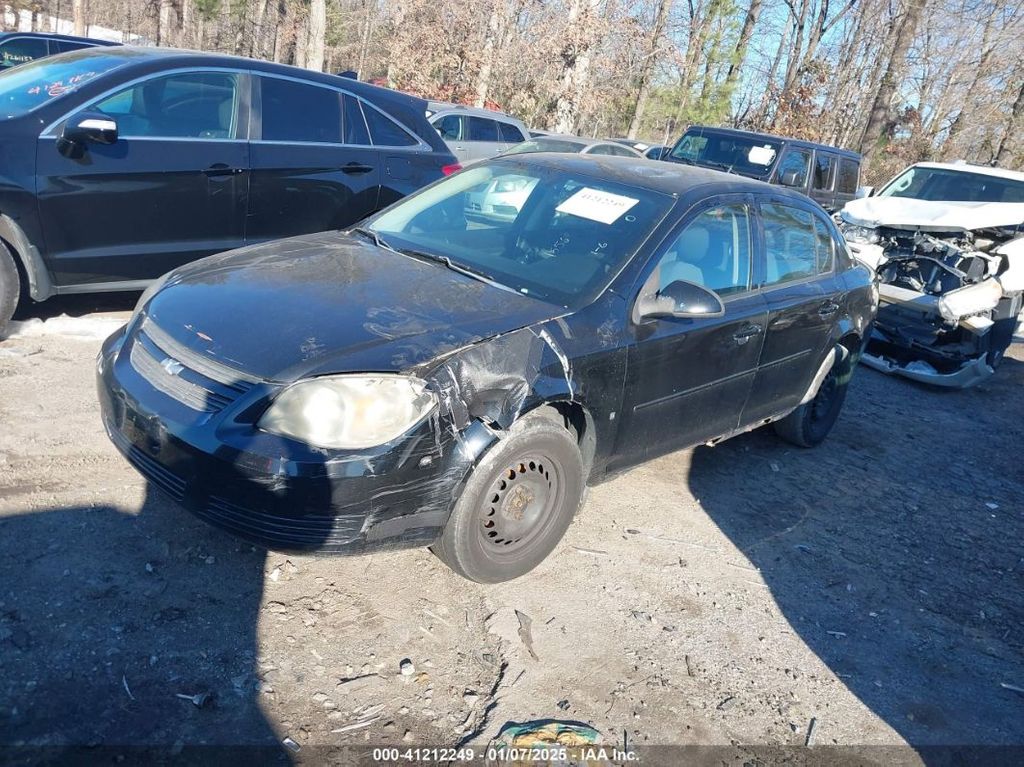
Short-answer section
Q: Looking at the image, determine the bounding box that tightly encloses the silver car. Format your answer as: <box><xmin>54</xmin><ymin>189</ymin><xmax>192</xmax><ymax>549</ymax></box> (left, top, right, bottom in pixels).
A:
<box><xmin>427</xmin><ymin>102</ymin><xmax>530</xmax><ymax>165</ymax></box>
<box><xmin>504</xmin><ymin>134</ymin><xmax>644</xmax><ymax>158</ymax></box>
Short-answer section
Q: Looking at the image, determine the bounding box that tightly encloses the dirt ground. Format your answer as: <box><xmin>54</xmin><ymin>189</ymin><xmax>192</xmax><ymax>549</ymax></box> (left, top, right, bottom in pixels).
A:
<box><xmin>0</xmin><ymin>299</ymin><xmax>1022</xmax><ymax>763</ymax></box>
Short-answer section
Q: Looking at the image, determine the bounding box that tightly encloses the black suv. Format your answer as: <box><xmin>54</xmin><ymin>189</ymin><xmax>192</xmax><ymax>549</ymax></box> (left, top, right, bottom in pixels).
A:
<box><xmin>666</xmin><ymin>126</ymin><xmax>862</xmax><ymax>212</ymax></box>
<box><xmin>0</xmin><ymin>32</ymin><xmax>118</xmax><ymax>70</ymax></box>
<box><xmin>0</xmin><ymin>47</ymin><xmax>458</xmax><ymax>335</ymax></box>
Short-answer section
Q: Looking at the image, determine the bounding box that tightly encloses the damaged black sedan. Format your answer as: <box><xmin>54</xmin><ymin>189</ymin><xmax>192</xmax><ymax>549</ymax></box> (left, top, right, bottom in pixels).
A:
<box><xmin>98</xmin><ymin>156</ymin><xmax>876</xmax><ymax>582</ymax></box>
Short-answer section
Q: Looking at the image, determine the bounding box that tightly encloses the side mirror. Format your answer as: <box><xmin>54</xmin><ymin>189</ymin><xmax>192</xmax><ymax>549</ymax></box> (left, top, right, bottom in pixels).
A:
<box><xmin>855</xmin><ymin>185</ymin><xmax>874</xmax><ymax>198</ymax></box>
<box><xmin>57</xmin><ymin>112</ymin><xmax>118</xmax><ymax>157</ymax></box>
<box><xmin>779</xmin><ymin>170</ymin><xmax>802</xmax><ymax>187</ymax></box>
<box><xmin>637</xmin><ymin>280</ymin><xmax>724</xmax><ymax>320</ymax></box>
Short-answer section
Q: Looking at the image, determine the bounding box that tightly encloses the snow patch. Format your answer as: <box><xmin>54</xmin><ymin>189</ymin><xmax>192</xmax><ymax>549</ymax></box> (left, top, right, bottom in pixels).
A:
<box><xmin>6</xmin><ymin>315</ymin><xmax>126</xmax><ymax>341</ymax></box>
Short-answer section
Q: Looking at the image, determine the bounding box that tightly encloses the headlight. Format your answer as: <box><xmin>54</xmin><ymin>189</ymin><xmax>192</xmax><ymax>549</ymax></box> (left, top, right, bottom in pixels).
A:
<box><xmin>840</xmin><ymin>223</ymin><xmax>879</xmax><ymax>244</ymax></box>
<box><xmin>258</xmin><ymin>375</ymin><xmax>437</xmax><ymax>449</ymax></box>
<box><xmin>935</xmin><ymin>278</ymin><xmax>1003</xmax><ymax>323</ymax></box>
<box><xmin>131</xmin><ymin>272</ymin><xmax>172</xmax><ymax>321</ymax></box>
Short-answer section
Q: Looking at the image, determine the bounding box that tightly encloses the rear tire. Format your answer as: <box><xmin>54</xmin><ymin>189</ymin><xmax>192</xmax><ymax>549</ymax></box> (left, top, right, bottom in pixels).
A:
<box><xmin>0</xmin><ymin>243</ymin><xmax>20</xmax><ymax>340</ymax></box>
<box><xmin>433</xmin><ymin>411</ymin><xmax>584</xmax><ymax>583</ymax></box>
<box><xmin>774</xmin><ymin>349</ymin><xmax>851</xmax><ymax>448</ymax></box>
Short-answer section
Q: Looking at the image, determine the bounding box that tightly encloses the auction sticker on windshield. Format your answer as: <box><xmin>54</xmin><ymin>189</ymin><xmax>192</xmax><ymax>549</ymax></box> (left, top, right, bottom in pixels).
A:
<box><xmin>556</xmin><ymin>187</ymin><xmax>639</xmax><ymax>224</ymax></box>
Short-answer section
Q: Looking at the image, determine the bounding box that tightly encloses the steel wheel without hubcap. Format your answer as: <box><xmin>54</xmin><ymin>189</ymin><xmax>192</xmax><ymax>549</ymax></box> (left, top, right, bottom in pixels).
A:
<box><xmin>433</xmin><ymin>411</ymin><xmax>584</xmax><ymax>583</ymax></box>
<box><xmin>478</xmin><ymin>454</ymin><xmax>563</xmax><ymax>559</ymax></box>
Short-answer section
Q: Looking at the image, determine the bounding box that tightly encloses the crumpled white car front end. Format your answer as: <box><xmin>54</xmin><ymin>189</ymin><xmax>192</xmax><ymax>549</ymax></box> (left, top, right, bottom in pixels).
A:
<box><xmin>840</xmin><ymin>196</ymin><xmax>1024</xmax><ymax>388</ymax></box>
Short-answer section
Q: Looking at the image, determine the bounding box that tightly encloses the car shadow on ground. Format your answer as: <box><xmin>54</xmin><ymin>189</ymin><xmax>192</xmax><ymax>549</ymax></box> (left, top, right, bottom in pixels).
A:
<box><xmin>0</xmin><ymin>486</ymin><xmax>290</xmax><ymax>764</ymax></box>
<box><xmin>686</xmin><ymin>357</ymin><xmax>1024</xmax><ymax>752</ymax></box>
<box><xmin>14</xmin><ymin>292</ymin><xmax>140</xmax><ymax>322</ymax></box>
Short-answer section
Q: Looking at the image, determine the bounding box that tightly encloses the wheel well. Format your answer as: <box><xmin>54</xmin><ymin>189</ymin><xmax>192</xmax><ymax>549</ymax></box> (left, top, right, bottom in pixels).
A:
<box><xmin>1</xmin><ymin>238</ymin><xmax>29</xmax><ymax>305</ymax></box>
<box><xmin>838</xmin><ymin>332</ymin><xmax>863</xmax><ymax>360</ymax></box>
<box><xmin>529</xmin><ymin>401</ymin><xmax>596</xmax><ymax>483</ymax></box>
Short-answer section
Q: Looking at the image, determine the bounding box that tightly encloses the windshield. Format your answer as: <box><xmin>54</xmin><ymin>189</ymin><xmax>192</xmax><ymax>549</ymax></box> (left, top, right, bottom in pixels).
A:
<box><xmin>0</xmin><ymin>48</ymin><xmax>130</xmax><ymax>119</ymax></box>
<box><xmin>669</xmin><ymin>130</ymin><xmax>780</xmax><ymax>177</ymax></box>
<box><xmin>503</xmin><ymin>138</ymin><xmax>585</xmax><ymax>155</ymax></box>
<box><xmin>368</xmin><ymin>162</ymin><xmax>674</xmax><ymax>307</ymax></box>
<box><xmin>879</xmin><ymin>166</ymin><xmax>1024</xmax><ymax>203</ymax></box>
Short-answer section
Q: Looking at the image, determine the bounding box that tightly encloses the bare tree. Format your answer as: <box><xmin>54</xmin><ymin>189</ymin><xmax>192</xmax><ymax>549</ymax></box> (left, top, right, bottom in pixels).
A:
<box><xmin>306</xmin><ymin>0</ymin><xmax>326</xmax><ymax>71</ymax></box>
<box><xmin>626</xmin><ymin>0</ymin><xmax>673</xmax><ymax>139</ymax></box>
<box><xmin>859</xmin><ymin>0</ymin><xmax>927</xmax><ymax>161</ymax></box>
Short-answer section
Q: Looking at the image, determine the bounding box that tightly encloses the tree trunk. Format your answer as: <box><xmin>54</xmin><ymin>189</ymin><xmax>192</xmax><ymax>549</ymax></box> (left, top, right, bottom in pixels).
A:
<box><xmin>859</xmin><ymin>0</ymin><xmax>926</xmax><ymax>161</ymax></box>
<box><xmin>473</xmin><ymin>2</ymin><xmax>504</xmax><ymax>108</ymax></box>
<box><xmin>995</xmin><ymin>78</ymin><xmax>1024</xmax><ymax>166</ymax></box>
<box><xmin>158</xmin><ymin>0</ymin><xmax>176</xmax><ymax>46</ymax></box>
<box><xmin>552</xmin><ymin>0</ymin><xmax>601</xmax><ymax>133</ymax></box>
<box><xmin>722</xmin><ymin>0</ymin><xmax>761</xmax><ymax>96</ymax></box>
<box><xmin>942</xmin><ymin>12</ymin><xmax>997</xmax><ymax>157</ymax></box>
<box><xmin>305</xmin><ymin>0</ymin><xmax>326</xmax><ymax>71</ymax></box>
<box><xmin>626</xmin><ymin>0</ymin><xmax>673</xmax><ymax>139</ymax></box>
<box><xmin>72</xmin><ymin>0</ymin><xmax>86</xmax><ymax>36</ymax></box>
<box><xmin>273</xmin><ymin>0</ymin><xmax>291</xmax><ymax>63</ymax></box>
<box><xmin>356</xmin><ymin>0</ymin><xmax>374</xmax><ymax>79</ymax></box>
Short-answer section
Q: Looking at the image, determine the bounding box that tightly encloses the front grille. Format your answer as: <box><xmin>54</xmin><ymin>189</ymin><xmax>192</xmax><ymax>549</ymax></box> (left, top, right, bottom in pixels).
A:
<box><xmin>108</xmin><ymin>424</ymin><xmax>186</xmax><ymax>502</ymax></box>
<box><xmin>199</xmin><ymin>495</ymin><xmax>364</xmax><ymax>548</ymax></box>
<box><xmin>130</xmin><ymin>318</ymin><xmax>257</xmax><ymax>413</ymax></box>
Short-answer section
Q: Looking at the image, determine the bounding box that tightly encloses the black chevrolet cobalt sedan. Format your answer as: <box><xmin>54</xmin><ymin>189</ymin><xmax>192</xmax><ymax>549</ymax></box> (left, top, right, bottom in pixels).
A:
<box><xmin>98</xmin><ymin>155</ymin><xmax>876</xmax><ymax>582</ymax></box>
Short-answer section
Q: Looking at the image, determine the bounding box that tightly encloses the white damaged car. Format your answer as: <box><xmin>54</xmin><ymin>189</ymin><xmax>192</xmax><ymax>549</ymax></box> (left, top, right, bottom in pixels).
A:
<box><xmin>838</xmin><ymin>162</ymin><xmax>1024</xmax><ymax>387</ymax></box>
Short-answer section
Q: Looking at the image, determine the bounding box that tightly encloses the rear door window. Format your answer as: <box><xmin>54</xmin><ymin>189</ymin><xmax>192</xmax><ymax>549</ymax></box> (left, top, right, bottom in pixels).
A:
<box><xmin>762</xmin><ymin>202</ymin><xmax>828</xmax><ymax>285</ymax></box>
<box><xmin>55</xmin><ymin>40</ymin><xmax>95</xmax><ymax>53</ymax></box>
<box><xmin>836</xmin><ymin>159</ymin><xmax>859</xmax><ymax>194</ymax></box>
<box><xmin>775</xmin><ymin>148</ymin><xmax>811</xmax><ymax>188</ymax></box>
<box><xmin>467</xmin><ymin>116</ymin><xmax>499</xmax><ymax>142</ymax></box>
<box><xmin>342</xmin><ymin>94</ymin><xmax>370</xmax><ymax>144</ymax></box>
<box><xmin>260</xmin><ymin>77</ymin><xmax>340</xmax><ymax>143</ymax></box>
<box><xmin>813</xmin><ymin>153</ymin><xmax>835</xmax><ymax>190</ymax></box>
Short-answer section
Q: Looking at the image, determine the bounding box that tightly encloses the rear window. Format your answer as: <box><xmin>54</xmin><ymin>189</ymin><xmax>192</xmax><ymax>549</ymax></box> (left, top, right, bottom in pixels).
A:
<box><xmin>836</xmin><ymin>159</ymin><xmax>859</xmax><ymax>194</ymax></box>
<box><xmin>0</xmin><ymin>48</ymin><xmax>130</xmax><ymax>118</ymax></box>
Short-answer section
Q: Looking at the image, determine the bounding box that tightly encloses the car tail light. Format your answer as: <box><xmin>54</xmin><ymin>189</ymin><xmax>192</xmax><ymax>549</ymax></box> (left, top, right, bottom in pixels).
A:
<box><xmin>442</xmin><ymin>163</ymin><xmax>462</xmax><ymax>176</ymax></box>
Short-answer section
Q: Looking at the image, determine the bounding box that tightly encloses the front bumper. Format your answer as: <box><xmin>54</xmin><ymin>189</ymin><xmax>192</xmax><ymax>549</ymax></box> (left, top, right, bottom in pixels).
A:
<box><xmin>97</xmin><ymin>326</ymin><xmax>492</xmax><ymax>554</ymax></box>
<box><xmin>860</xmin><ymin>349</ymin><xmax>994</xmax><ymax>388</ymax></box>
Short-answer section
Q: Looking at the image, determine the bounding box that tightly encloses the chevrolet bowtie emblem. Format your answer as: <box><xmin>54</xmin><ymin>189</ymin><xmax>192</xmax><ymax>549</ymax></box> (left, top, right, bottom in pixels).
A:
<box><xmin>160</xmin><ymin>357</ymin><xmax>184</xmax><ymax>376</ymax></box>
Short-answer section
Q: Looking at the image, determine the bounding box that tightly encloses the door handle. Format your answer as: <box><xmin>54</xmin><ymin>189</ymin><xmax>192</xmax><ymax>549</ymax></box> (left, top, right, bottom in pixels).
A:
<box><xmin>732</xmin><ymin>324</ymin><xmax>763</xmax><ymax>345</ymax></box>
<box><xmin>818</xmin><ymin>301</ymin><xmax>840</xmax><ymax>317</ymax></box>
<box><xmin>341</xmin><ymin>162</ymin><xmax>374</xmax><ymax>175</ymax></box>
<box><xmin>203</xmin><ymin>163</ymin><xmax>241</xmax><ymax>177</ymax></box>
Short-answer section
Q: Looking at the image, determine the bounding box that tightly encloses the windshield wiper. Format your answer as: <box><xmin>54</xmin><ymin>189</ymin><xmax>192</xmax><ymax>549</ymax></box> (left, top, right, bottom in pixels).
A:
<box><xmin>396</xmin><ymin>247</ymin><xmax>520</xmax><ymax>295</ymax></box>
<box><xmin>351</xmin><ymin>226</ymin><xmax>396</xmax><ymax>252</ymax></box>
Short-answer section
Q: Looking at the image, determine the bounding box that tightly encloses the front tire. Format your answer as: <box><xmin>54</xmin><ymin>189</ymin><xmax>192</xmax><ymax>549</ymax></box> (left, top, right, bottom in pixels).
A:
<box><xmin>433</xmin><ymin>411</ymin><xmax>584</xmax><ymax>583</ymax></box>
<box><xmin>774</xmin><ymin>349</ymin><xmax>851</xmax><ymax>448</ymax></box>
<box><xmin>0</xmin><ymin>242</ymin><xmax>19</xmax><ymax>340</ymax></box>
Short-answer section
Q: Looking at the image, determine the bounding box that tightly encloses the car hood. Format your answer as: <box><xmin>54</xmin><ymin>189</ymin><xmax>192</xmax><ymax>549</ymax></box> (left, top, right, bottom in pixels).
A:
<box><xmin>143</xmin><ymin>232</ymin><xmax>561</xmax><ymax>382</ymax></box>
<box><xmin>841</xmin><ymin>197</ymin><xmax>1024</xmax><ymax>232</ymax></box>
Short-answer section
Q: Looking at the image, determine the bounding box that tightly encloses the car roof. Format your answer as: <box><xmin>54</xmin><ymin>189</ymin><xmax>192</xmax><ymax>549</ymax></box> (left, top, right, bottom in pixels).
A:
<box><xmin>908</xmin><ymin>161</ymin><xmax>1024</xmax><ymax>183</ymax></box>
<box><xmin>426</xmin><ymin>101</ymin><xmax>523</xmax><ymax>124</ymax></box>
<box><xmin>493</xmin><ymin>152</ymin><xmax>815</xmax><ymax>201</ymax></box>
<box><xmin>61</xmin><ymin>45</ymin><xmax>430</xmax><ymax>108</ymax></box>
<box><xmin>683</xmin><ymin>125</ymin><xmax>861</xmax><ymax>160</ymax></box>
<box><xmin>0</xmin><ymin>31</ymin><xmax>120</xmax><ymax>45</ymax></box>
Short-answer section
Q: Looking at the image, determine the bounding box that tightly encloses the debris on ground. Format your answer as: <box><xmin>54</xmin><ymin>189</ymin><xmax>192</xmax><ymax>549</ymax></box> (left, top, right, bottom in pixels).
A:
<box><xmin>493</xmin><ymin>720</ymin><xmax>601</xmax><ymax>749</ymax></box>
<box><xmin>399</xmin><ymin>658</ymin><xmax>415</xmax><ymax>677</ymax></box>
<box><xmin>282</xmin><ymin>736</ymin><xmax>301</xmax><ymax>753</ymax></box>
<box><xmin>175</xmin><ymin>692</ymin><xmax>211</xmax><ymax>708</ymax></box>
<box><xmin>805</xmin><ymin>716</ymin><xmax>818</xmax><ymax>746</ymax></box>
<box><xmin>515</xmin><ymin>610</ymin><xmax>539</xmax><ymax>661</ymax></box>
